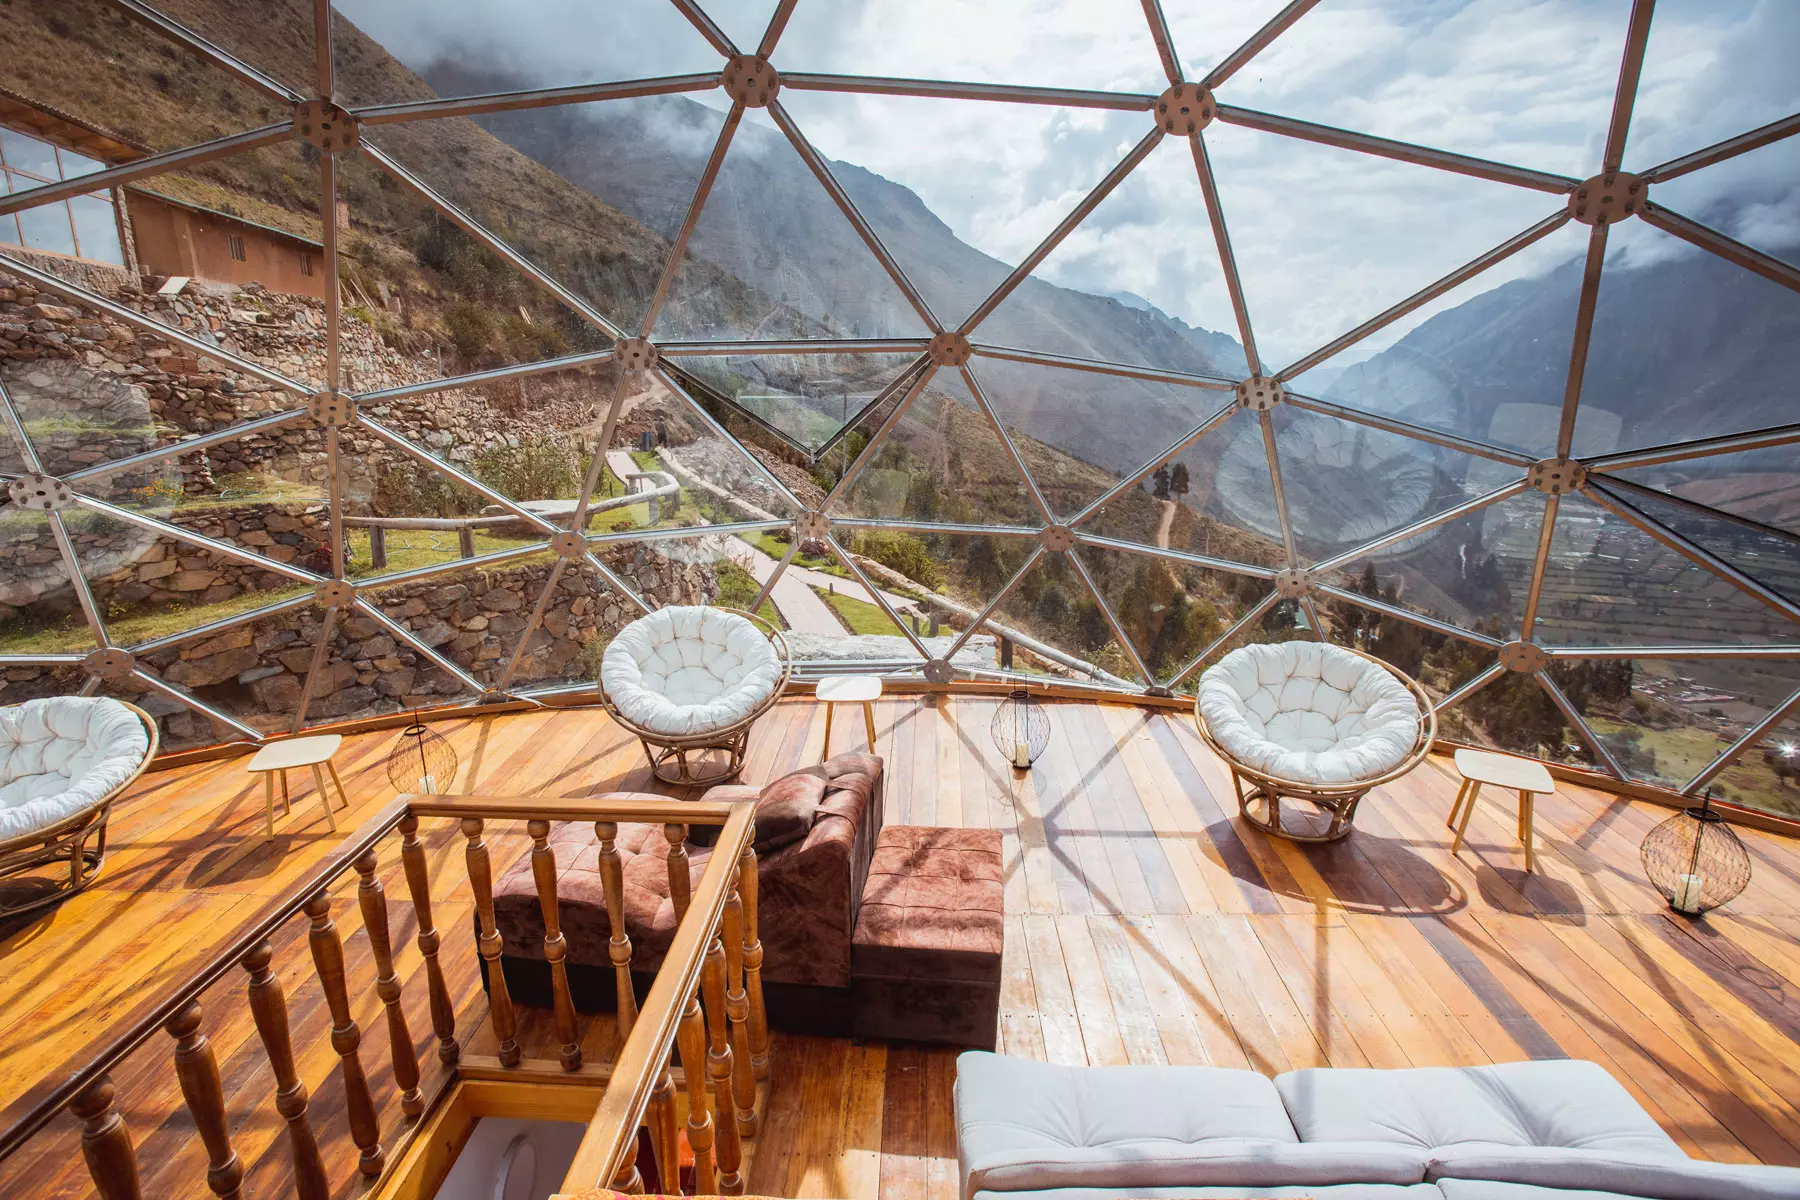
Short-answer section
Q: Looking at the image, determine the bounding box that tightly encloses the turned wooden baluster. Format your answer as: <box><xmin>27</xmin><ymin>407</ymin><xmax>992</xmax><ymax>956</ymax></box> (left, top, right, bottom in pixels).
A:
<box><xmin>648</xmin><ymin>1052</ymin><xmax>681</xmax><ymax>1196</ymax></box>
<box><xmin>664</xmin><ymin>823</ymin><xmax>691</xmax><ymax>920</ymax></box>
<box><xmin>609</xmin><ymin>1116</ymin><xmax>644</xmax><ymax>1195</ymax></box>
<box><xmin>399</xmin><ymin>813</ymin><xmax>459</xmax><ymax>1065</ymax></box>
<box><xmin>701</xmin><ymin>930</ymin><xmax>744</xmax><ymax>1193</ymax></box>
<box><xmin>71</xmin><ymin>1075</ymin><xmax>139</xmax><ymax>1200</ymax></box>
<box><xmin>529</xmin><ymin>819</ymin><xmax>582</xmax><ymax>1070</ymax></box>
<box><xmin>739</xmin><ymin>838</ymin><xmax>771</xmax><ymax>1080</ymax></box>
<box><xmin>595</xmin><ymin>820</ymin><xmax>637</xmax><ymax>1050</ymax></box>
<box><xmin>243</xmin><ymin>940</ymin><xmax>329</xmax><ymax>1200</ymax></box>
<box><xmin>722</xmin><ymin>867</ymin><xmax>758</xmax><ymax>1138</ymax></box>
<box><xmin>166</xmin><ymin>1001</ymin><xmax>243</xmax><ymax>1199</ymax></box>
<box><xmin>356</xmin><ymin>847</ymin><xmax>423</xmax><ymax>1117</ymax></box>
<box><xmin>676</xmin><ymin>986</ymin><xmax>718</xmax><ymax>1195</ymax></box>
<box><xmin>305</xmin><ymin>893</ymin><xmax>383</xmax><ymax>1177</ymax></box>
<box><xmin>463</xmin><ymin>817</ymin><xmax>520</xmax><ymax>1067</ymax></box>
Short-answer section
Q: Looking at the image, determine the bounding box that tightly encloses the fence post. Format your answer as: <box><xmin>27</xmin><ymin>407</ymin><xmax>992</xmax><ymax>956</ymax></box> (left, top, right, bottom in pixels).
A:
<box><xmin>458</xmin><ymin>526</ymin><xmax>475</xmax><ymax>559</ymax></box>
<box><xmin>368</xmin><ymin>525</ymin><xmax>386</xmax><ymax>570</ymax></box>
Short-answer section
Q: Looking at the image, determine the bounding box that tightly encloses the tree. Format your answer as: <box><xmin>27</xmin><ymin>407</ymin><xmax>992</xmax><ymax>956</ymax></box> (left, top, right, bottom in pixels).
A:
<box><xmin>1169</xmin><ymin>462</ymin><xmax>1191</xmax><ymax>497</ymax></box>
<box><xmin>1151</xmin><ymin>464</ymin><xmax>1171</xmax><ymax>500</ymax></box>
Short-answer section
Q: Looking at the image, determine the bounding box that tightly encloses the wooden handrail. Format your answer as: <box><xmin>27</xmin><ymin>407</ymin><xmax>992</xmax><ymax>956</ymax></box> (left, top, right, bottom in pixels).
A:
<box><xmin>559</xmin><ymin>802</ymin><xmax>756</xmax><ymax>1191</ymax></box>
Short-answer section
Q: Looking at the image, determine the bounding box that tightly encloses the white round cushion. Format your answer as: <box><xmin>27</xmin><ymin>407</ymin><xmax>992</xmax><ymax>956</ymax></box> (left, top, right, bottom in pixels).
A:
<box><xmin>0</xmin><ymin>697</ymin><xmax>150</xmax><ymax>841</ymax></box>
<box><xmin>601</xmin><ymin>606</ymin><xmax>783</xmax><ymax>737</ymax></box>
<box><xmin>1197</xmin><ymin>642</ymin><xmax>1422</xmax><ymax>786</ymax></box>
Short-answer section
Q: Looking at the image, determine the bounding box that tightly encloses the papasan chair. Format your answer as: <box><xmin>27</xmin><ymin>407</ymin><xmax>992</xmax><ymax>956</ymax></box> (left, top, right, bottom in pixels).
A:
<box><xmin>0</xmin><ymin>696</ymin><xmax>156</xmax><ymax>916</ymax></box>
<box><xmin>1195</xmin><ymin>641</ymin><xmax>1433</xmax><ymax>842</ymax></box>
<box><xmin>600</xmin><ymin>605</ymin><xmax>791</xmax><ymax>786</ymax></box>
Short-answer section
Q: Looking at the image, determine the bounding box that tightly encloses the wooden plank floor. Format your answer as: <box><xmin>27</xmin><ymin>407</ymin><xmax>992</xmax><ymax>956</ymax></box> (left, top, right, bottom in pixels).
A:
<box><xmin>3</xmin><ymin>696</ymin><xmax>1800</xmax><ymax>1198</ymax></box>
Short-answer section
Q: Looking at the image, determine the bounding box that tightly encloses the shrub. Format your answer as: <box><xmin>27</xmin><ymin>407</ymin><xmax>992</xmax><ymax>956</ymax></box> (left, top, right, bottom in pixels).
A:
<box><xmin>847</xmin><ymin>529</ymin><xmax>941</xmax><ymax>590</ymax></box>
<box><xmin>443</xmin><ymin>299</ymin><xmax>496</xmax><ymax>362</ymax></box>
<box><xmin>499</xmin><ymin>314</ymin><xmax>569</xmax><ymax>363</ymax></box>
<box><xmin>474</xmin><ymin>433</ymin><xmax>579</xmax><ymax>501</ymax></box>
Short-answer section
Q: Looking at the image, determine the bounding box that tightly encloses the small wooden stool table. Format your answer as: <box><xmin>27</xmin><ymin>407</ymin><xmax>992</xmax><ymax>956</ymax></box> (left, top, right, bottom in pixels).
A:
<box><xmin>1447</xmin><ymin>747</ymin><xmax>1556</xmax><ymax>872</ymax></box>
<box><xmin>245</xmin><ymin>734</ymin><xmax>351</xmax><ymax>842</ymax></box>
<box><xmin>817</xmin><ymin>675</ymin><xmax>881</xmax><ymax>760</ymax></box>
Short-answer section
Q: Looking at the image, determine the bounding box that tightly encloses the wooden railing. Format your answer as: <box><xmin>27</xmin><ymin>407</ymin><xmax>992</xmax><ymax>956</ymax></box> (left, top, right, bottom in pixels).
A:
<box><xmin>0</xmin><ymin>793</ymin><xmax>766</xmax><ymax>1199</ymax></box>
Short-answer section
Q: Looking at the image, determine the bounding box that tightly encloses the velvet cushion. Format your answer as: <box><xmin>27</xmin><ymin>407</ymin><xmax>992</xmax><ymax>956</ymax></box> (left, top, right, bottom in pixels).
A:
<box><xmin>853</xmin><ymin>825</ymin><xmax>1004</xmax><ymax>983</ymax></box>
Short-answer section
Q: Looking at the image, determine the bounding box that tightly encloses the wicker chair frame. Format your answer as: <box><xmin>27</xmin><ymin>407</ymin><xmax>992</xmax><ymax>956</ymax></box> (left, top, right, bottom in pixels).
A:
<box><xmin>0</xmin><ymin>700</ymin><xmax>158</xmax><ymax>917</ymax></box>
<box><xmin>599</xmin><ymin>607</ymin><xmax>793</xmax><ymax>787</ymax></box>
<box><xmin>1193</xmin><ymin>644</ymin><xmax>1437</xmax><ymax>843</ymax></box>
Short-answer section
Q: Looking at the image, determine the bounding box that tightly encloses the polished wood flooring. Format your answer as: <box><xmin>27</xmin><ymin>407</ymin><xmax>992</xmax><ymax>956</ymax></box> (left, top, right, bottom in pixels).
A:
<box><xmin>3</xmin><ymin>696</ymin><xmax>1800</xmax><ymax>1198</ymax></box>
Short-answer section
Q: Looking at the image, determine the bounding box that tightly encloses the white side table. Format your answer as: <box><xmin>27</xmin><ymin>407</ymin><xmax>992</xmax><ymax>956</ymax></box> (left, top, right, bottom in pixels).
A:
<box><xmin>1448</xmin><ymin>747</ymin><xmax>1556</xmax><ymax>872</ymax></box>
<box><xmin>816</xmin><ymin>675</ymin><xmax>881</xmax><ymax>760</ymax></box>
<box><xmin>245</xmin><ymin>734</ymin><xmax>351</xmax><ymax>841</ymax></box>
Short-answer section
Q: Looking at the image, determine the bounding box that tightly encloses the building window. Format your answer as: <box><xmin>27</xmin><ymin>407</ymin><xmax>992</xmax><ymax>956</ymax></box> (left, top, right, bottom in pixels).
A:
<box><xmin>299</xmin><ymin>252</ymin><xmax>313</xmax><ymax>277</ymax></box>
<box><xmin>0</xmin><ymin>126</ymin><xmax>124</xmax><ymax>266</ymax></box>
<box><xmin>228</xmin><ymin>234</ymin><xmax>246</xmax><ymax>261</ymax></box>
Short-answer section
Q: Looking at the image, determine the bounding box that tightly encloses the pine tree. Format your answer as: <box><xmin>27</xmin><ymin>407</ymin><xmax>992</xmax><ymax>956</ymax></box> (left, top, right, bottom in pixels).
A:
<box><xmin>1170</xmin><ymin>462</ymin><xmax>1191</xmax><ymax>496</ymax></box>
<box><xmin>1152</xmin><ymin>464</ymin><xmax>1171</xmax><ymax>500</ymax></box>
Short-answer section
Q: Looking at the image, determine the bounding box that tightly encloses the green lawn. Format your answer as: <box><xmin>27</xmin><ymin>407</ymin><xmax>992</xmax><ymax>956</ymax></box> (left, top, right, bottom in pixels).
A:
<box><xmin>811</xmin><ymin>585</ymin><xmax>899</xmax><ymax>636</ymax></box>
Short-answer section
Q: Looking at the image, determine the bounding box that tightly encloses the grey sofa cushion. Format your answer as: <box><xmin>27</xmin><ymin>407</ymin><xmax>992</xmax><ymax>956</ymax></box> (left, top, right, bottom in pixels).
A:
<box><xmin>974</xmin><ymin>1186</ymin><xmax>1442</xmax><ymax>1200</ymax></box>
<box><xmin>1275</xmin><ymin>1062</ymin><xmax>1681</xmax><ymax>1158</ymax></box>
<box><xmin>955</xmin><ymin>1052</ymin><xmax>1431</xmax><ymax>1199</ymax></box>
<box><xmin>1438</xmin><ymin>1183</ymin><xmax>1668</xmax><ymax>1199</ymax></box>
<box><xmin>1431</xmin><ymin>1148</ymin><xmax>1800</xmax><ymax>1200</ymax></box>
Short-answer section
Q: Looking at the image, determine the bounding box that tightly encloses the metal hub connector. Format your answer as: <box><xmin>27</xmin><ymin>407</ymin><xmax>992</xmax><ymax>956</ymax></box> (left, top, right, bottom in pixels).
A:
<box><xmin>7</xmin><ymin>473</ymin><xmax>73</xmax><ymax>511</ymax></box>
<box><xmin>1038</xmin><ymin>524</ymin><xmax>1074</xmax><ymax>552</ymax></box>
<box><xmin>1274</xmin><ymin>567</ymin><xmax>1313</xmax><ymax>598</ymax></box>
<box><xmin>1569</xmin><ymin>171</ymin><xmax>1644</xmax><ymax>226</ymax></box>
<box><xmin>927</xmin><ymin>331</ymin><xmax>972</xmax><ymax>367</ymax></box>
<box><xmin>550</xmin><ymin>531</ymin><xmax>587</xmax><ymax>560</ymax></box>
<box><xmin>722</xmin><ymin>55</ymin><xmax>781</xmax><ymax>107</ymax></box>
<box><xmin>1154</xmin><ymin>83</ymin><xmax>1215</xmax><ymax>136</ymax></box>
<box><xmin>1499</xmin><ymin>640</ymin><xmax>1549</xmax><ymax>673</ymax></box>
<box><xmin>307</xmin><ymin>390</ymin><xmax>356</xmax><ymax>427</ymax></box>
<box><xmin>923</xmin><ymin>658</ymin><xmax>955</xmax><ymax>684</ymax></box>
<box><xmin>794</xmin><ymin>511</ymin><xmax>832</xmax><ymax>543</ymax></box>
<box><xmin>1528</xmin><ymin>456</ymin><xmax>1587</xmax><ymax>495</ymax></box>
<box><xmin>1235</xmin><ymin>375</ymin><xmax>1284</xmax><ymax>411</ymax></box>
<box><xmin>293</xmin><ymin>99</ymin><xmax>360</xmax><ymax>153</ymax></box>
<box><xmin>614</xmin><ymin>337</ymin><xmax>659</xmax><ymax>375</ymax></box>
<box><xmin>83</xmin><ymin>647</ymin><xmax>135</xmax><ymax>681</ymax></box>
<box><xmin>314</xmin><ymin>579</ymin><xmax>355</xmax><ymax>608</ymax></box>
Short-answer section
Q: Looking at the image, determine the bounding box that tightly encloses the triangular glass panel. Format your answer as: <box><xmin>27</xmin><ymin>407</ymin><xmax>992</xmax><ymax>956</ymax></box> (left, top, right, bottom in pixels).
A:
<box><xmin>1614</xmin><ymin>447</ymin><xmax>1800</xmax><ymax>539</ymax></box>
<box><xmin>363</xmin><ymin>93</ymin><xmax>731</xmax><ymax>338</ymax></box>
<box><xmin>1159</xmin><ymin>0</ymin><xmax>1309</xmax><ymax>87</ymax></box>
<box><xmin>830</xmin><ymin>368</ymin><xmax>1041</xmax><ymax>529</ymax></box>
<box><xmin>1435</xmin><ymin>668</ymin><xmax>1596</xmax><ymax>768</ymax></box>
<box><xmin>666</xmin><ymin>351</ymin><xmax>923</xmax><ymax>455</ymax></box>
<box><xmin>1572</xmin><ymin>218</ymin><xmax>1800</xmax><ymax>458</ymax></box>
<box><xmin>1622</xmin><ymin>0</ymin><xmax>1794</xmax><ymax>178</ymax></box>
<box><xmin>0</xmin><ymin>3</ymin><xmax>291</xmax><ymax>153</ymax></box>
<box><xmin>985</xmin><ymin>549</ymin><xmax>1144</xmax><ymax>689</ymax></box>
<box><xmin>655</xmin><ymin>108</ymin><xmax>934</xmax><ymax>343</ymax></box>
<box><xmin>1207</xmin><ymin>0</ymin><xmax>1632</xmax><ymax>180</ymax></box>
<box><xmin>1555</xmin><ymin>657</ymin><xmax>1800</xmax><ymax>792</ymax></box>
<box><xmin>1269</xmin><ymin>403</ymin><xmax>1522</xmax><ymax>564</ymax></box>
<box><xmin>331</xmin><ymin>0</ymin><xmax>723</xmax><ymax>107</ymax></box>
<box><xmin>1531</xmin><ymin>492</ymin><xmax>1800</xmax><ymax>648</ymax></box>
<box><xmin>975</xmin><ymin>355</ymin><xmax>1236</xmax><ymax>521</ymax></box>
<box><xmin>1589</xmin><ymin>485</ymin><xmax>1800</xmax><ymax>608</ymax></box>
<box><xmin>978</xmin><ymin>135</ymin><xmax>1247</xmax><ymax>377</ymax></box>
<box><xmin>643</xmin><ymin>372</ymin><xmax>806</xmax><ymax>524</ymax></box>
<box><xmin>1311</xmin><ymin>489</ymin><xmax>1549</xmax><ymax>643</ymax></box>
<box><xmin>1203</xmin><ymin>119</ymin><xmax>1571</xmax><ymax>376</ymax></box>
<box><xmin>1170</xmin><ymin>595</ymin><xmax>1310</xmax><ymax>693</ymax></box>
<box><xmin>1075</xmin><ymin>541</ymin><xmax>1264</xmax><ymax>685</ymax></box>
<box><xmin>1283</xmin><ymin>219</ymin><xmax>1591</xmax><ymax>460</ymax></box>
<box><xmin>1082</xmin><ymin>407</ymin><xmax>1287</xmax><ymax>569</ymax></box>
<box><xmin>490</xmin><ymin>547</ymin><xmax>684</xmax><ymax>696</ymax></box>
<box><xmin>779</xmin><ymin>0</ymin><xmax>1166</xmax><ymax>91</ymax></box>
<box><xmin>0</xmin><ymin>663</ymin><xmax>89</xmax><ymax>712</ymax></box>
<box><xmin>1649</xmin><ymin>137</ymin><xmax>1800</xmax><ymax>272</ymax></box>
<box><xmin>1709</xmin><ymin>712</ymin><xmax>1800</xmax><ymax>820</ymax></box>
<box><xmin>772</xmin><ymin>88</ymin><xmax>1151</xmax><ymax>332</ymax></box>
<box><xmin>1315</xmin><ymin>589</ymin><xmax>1499</xmax><ymax>709</ymax></box>
<box><xmin>0</xmin><ymin>510</ymin><xmax>93</xmax><ymax>654</ymax></box>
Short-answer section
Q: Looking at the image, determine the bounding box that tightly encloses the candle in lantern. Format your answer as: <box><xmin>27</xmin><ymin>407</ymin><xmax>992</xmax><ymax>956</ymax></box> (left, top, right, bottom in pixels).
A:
<box><xmin>418</xmin><ymin>773</ymin><xmax>437</xmax><ymax>794</ymax></box>
<box><xmin>1012</xmin><ymin>741</ymin><xmax>1030</xmax><ymax>770</ymax></box>
<box><xmin>1673</xmin><ymin>872</ymin><xmax>1705</xmax><ymax>913</ymax></box>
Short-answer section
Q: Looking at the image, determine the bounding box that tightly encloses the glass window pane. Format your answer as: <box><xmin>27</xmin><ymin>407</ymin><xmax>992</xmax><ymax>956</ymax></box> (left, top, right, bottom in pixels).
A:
<box><xmin>0</xmin><ymin>127</ymin><xmax>61</xmax><ymax>179</ymax></box>
<box><xmin>56</xmin><ymin>147</ymin><xmax>103</xmax><ymax>179</ymax></box>
<box><xmin>17</xmin><ymin>199</ymin><xmax>77</xmax><ymax>256</ymax></box>
<box><xmin>70</xmin><ymin>194</ymin><xmax>123</xmax><ymax>264</ymax></box>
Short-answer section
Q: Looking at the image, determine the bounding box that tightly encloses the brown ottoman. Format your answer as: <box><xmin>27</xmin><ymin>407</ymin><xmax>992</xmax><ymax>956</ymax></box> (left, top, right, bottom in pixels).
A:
<box><xmin>851</xmin><ymin>825</ymin><xmax>1003</xmax><ymax>1048</ymax></box>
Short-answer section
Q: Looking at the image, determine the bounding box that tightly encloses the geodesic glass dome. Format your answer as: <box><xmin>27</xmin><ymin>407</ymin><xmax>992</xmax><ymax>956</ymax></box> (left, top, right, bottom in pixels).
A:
<box><xmin>0</xmin><ymin>0</ymin><xmax>1797</xmax><ymax>818</ymax></box>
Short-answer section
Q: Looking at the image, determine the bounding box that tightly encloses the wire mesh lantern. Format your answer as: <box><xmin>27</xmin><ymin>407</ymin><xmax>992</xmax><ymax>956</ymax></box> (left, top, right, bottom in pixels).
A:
<box><xmin>385</xmin><ymin>712</ymin><xmax>459</xmax><ymax>796</ymax></box>
<box><xmin>1640</xmin><ymin>792</ymin><xmax>1751</xmax><ymax>916</ymax></box>
<box><xmin>992</xmin><ymin>689</ymin><xmax>1050</xmax><ymax>770</ymax></box>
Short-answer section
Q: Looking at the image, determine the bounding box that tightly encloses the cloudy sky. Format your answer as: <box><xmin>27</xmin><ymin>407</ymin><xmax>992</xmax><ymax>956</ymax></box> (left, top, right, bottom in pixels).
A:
<box><xmin>336</xmin><ymin>0</ymin><xmax>1798</xmax><ymax>368</ymax></box>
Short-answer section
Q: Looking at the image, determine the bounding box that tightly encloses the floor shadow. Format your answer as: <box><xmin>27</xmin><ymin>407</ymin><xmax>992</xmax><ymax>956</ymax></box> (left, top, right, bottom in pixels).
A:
<box><xmin>1218</xmin><ymin>826</ymin><xmax>1470</xmax><ymax>916</ymax></box>
<box><xmin>1477</xmin><ymin>865</ymin><xmax>1588</xmax><ymax>925</ymax></box>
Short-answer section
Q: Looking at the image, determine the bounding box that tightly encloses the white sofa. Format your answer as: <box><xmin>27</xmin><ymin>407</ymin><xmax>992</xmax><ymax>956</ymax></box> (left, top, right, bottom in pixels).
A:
<box><xmin>954</xmin><ymin>1054</ymin><xmax>1800</xmax><ymax>1200</ymax></box>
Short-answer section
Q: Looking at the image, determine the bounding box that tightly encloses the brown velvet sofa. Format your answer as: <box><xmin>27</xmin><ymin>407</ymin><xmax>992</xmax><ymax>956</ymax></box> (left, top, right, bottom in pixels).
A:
<box><xmin>490</xmin><ymin>752</ymin><xmax>884</xmax><ymax>1035</ymax></box>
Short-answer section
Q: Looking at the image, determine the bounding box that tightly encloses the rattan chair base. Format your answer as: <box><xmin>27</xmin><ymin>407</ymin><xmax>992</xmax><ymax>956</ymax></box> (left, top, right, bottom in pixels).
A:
<box><xmin>1233</xmin><ymin>773</ymin><xmax>1365</xmax><ymax>843</ymax></box>
<box><xmin>0</xmin><ymin>701</ymin><xmax>157</xmax><ymax>918</ymax></box>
